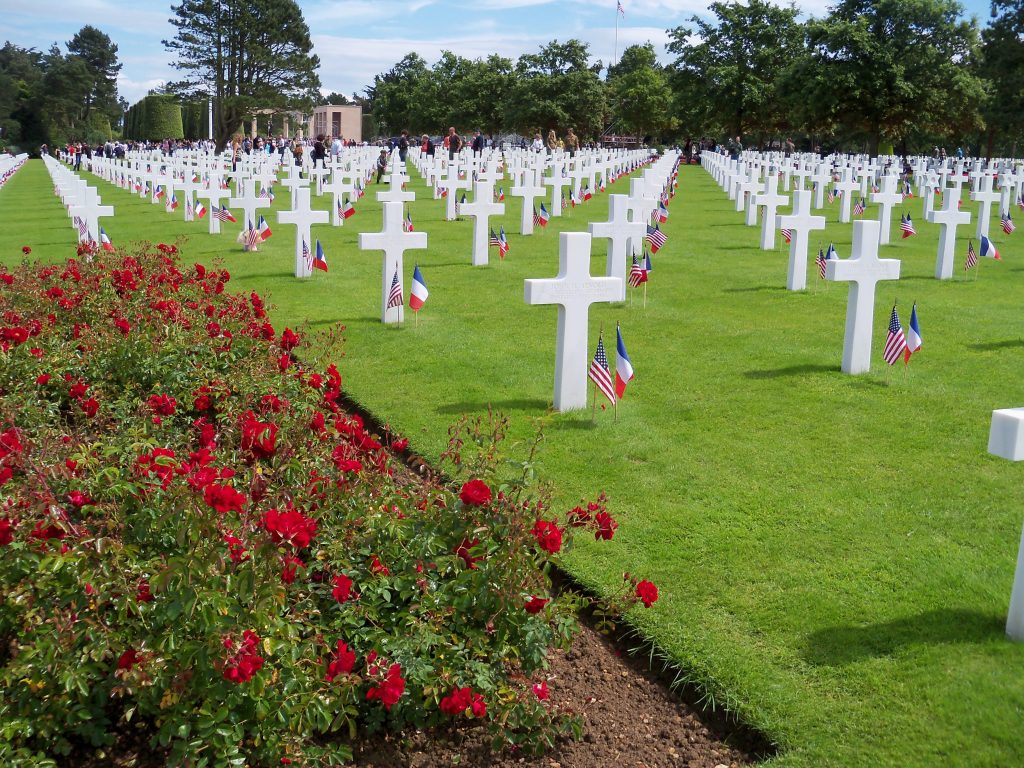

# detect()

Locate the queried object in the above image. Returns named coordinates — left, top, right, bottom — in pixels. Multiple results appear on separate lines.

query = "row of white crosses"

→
left=42, top=156, right=114, bottom=244
left=523, top=152, right=682, bottom=410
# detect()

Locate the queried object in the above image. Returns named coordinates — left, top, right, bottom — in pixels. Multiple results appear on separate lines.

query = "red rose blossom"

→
left=331, top=574, right=353, bottom=602
left=524, top=595, right=549, bottom=614
left=203, top=483, right=246, bottom=514
left=240, top=411, right=277, bottom=459
left=0, top=517, right=14, bottom=546
left=366, top=662, right=405, bottom=710
left=635, top=579, right=659, bottom=608
left=531, top=519, right=563, bottom=554
left=22, top=246, right=31, bottom=254
left=223, top=630, right=264, bottom=683
left=147, top=393, right=177, bottom=415
left=594, top=511, right=618, bottom=541
left=262, top=507, right=317, bottom=549
left=459, top=479, right=492, bottom=506
left=325, top=640, right=356, bottom=682
left=532, top=681, right=550, bottom=700
left=117, top=649, right=140, bottom=671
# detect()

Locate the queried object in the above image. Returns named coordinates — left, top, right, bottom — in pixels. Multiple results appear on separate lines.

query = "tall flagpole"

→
left=614, top=3, right=620, bottom=67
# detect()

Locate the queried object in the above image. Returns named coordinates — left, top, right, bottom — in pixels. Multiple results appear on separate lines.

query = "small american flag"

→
left=489, top=228, right=501, bottom=249
left=853, top=198, right=866, bottom=216
left=302, top=238, right=311, bottom=265
left=588, top=332, right=616, bottom=404
left=628, top=254, right=647, bottom=287
left=387, top=267, right=403, bottom=309
left=74, top=216, right=88, bottom=237
left=244, top=225, right=261, bottom=251
left=816, top=247, right=827, bottom=279
left=781, top=227, right=792, bottom=244
left=617, top=0, right=625, bottom=16
left=900, top=214, right=916, bottom=238
left=1017, top=195, right=1024, bottom=211
left=645, top=223, right=667, bottom=253
left=1002, top=211, right=1015, bottom=234
left=214, top=206, right=237, bottom=223
left=827, top=187, right=836, bottom=204
left=965, top=239, right=978, bottom=270
left=882, top=305, right=907, bottom=366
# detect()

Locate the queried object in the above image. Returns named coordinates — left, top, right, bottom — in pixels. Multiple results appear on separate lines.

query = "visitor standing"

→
left=446, top=127, right=462, bottom=160
left=398, top=130, right=410, bottom=162
left=565, top=128, right=580, bottom=157
left=546, top=129, right=557, bottom=155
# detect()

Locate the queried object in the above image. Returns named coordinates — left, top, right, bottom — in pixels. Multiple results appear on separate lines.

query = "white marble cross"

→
left=309, top=160, right=332, bottom=197
left=834, top=170, right=860, bottom=223
left=810, top=164, right=832, bottom=209
left=986, top=407, right=1024, bottom=640
left=825, top=219, right=901, bottom=374
left=228, top=178, right=270, bottom=234
left=439, top=173, right=472, bottom=221
left=197, top=181, right=231, bottom=235
left=970, top=173, right=1001, bottom=240
left=590, top=194, right=647, bottom=301
left=176, top=176, right=204, bottom=222
left=870, top=174, right=904, bottom=245
left=279, top=163, right=309, bottom=211
left=358, top=201, right=428, bottom=324
left=545, top=158, right=570, bottom=217
left=926, top=186, right=972, bottom=279
left=510, top=168, right=546, bottom=236
left=277, top=187, right=329, bottom=278
left=323, top=172, right=356, bottom=226
left=524, top=232, right=622, bottom=411
left=753, top=173, right=789, bottom=250
left=68, top=187, right=113, bottom=243
left=459, top=181, right=505, bottom=266
left=776, top=189, right=827, bottom=291
left=377, top=160, right=415, bottom=204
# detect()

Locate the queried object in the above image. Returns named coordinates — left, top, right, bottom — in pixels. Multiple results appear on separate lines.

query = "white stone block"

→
left=988, top=408, right=1024, bottom=461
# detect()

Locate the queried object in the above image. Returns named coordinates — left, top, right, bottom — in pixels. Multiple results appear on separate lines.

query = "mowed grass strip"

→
left=2, top=158, right=1024, bottom=767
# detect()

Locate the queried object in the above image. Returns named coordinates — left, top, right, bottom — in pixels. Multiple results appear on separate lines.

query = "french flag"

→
left=410, top=264, right=428, bottom=311
left=341, top=200, right=356, bottom=219
left=258, top=215, right=272, bottom=240
left=903, top=303, right=922, bottom=363
left=979, top=235, right=1001, bottom=260
left=99, top=227, right=114, bottom=252
left=313, top=240, right=328, bottom=272
left=195, top=201, right=207, bottom=219
left=615, top=324, right=634, bottom=398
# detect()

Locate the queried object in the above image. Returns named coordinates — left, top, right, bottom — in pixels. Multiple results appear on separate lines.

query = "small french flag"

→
left=614, top=323, right=634, bottom=398
left=313, top=239, right=328, bottom=272
left=409, top=264, right=428, bottom=311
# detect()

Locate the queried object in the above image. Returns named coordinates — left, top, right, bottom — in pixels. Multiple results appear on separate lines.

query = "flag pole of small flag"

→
left=312, top=239, right=327, bottom=272
left=882, top=304, right=907, bottom=366
left=903, top=303, right=922, bottom=364
left=588, top=330, right=616, bottom=418
left=410, top=264, right=428, bottom=328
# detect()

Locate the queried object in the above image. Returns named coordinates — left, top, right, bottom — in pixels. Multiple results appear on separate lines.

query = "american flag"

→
left=455, top=192, right=466, bottom=217
left=561, top=193, right=568, bottom=210
left=302, top=238, right=311, bottom=265
left=853, top=198, right=866, bottom=216
left=617, top=0, right=625, bottom=17
left=244, top=223, right=261, bottom=251
left=628, top=254, right=647, bottom=287
left=489, top=228, right=501, bottom=249
left=816, top=247, right=827, bottom=279
left=827, top=187, right=836, bottom=204
left=900, top=214, right=916, bottom=238
left=1017, top=195, right=1024, bottom=211
left=214, top=206, right=237, bottom=223
left=645, top=223, right=667, bottom=253
left=588, top=332, right=616, bottom=404
left=882, top=305, right=907, bottom=366
left=781, top=227, right=792, bottom=244
left=74, top=216, right=88, bottom=237
left=386, top=267, right=403, bottom=309
left=965, top=239, right=978, bottom=270
left=1002, top=211, right=1015, bottom=234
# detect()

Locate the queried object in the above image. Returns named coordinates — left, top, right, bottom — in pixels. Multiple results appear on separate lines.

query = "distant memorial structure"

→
left=309, top=105, right=363, bottom=142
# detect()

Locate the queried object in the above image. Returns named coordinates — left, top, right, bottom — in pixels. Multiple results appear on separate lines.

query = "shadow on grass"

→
left=722, top=286, right=787, bottom=294
left=548, top=418, right=600, bottom=431
left=969, top=339, right=1024, bottom=352
left=803, top=608, right=1004, bottom=666
left=436, top=398, right=549, bottom=415
left=744, top=363, right=836, bottom=379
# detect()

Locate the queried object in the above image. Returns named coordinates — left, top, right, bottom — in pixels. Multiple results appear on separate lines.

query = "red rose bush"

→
left=0, top=246, right=658, bottom=766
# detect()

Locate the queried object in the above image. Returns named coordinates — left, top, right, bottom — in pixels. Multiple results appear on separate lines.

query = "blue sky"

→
left=5, top=0, right=994, bottom=107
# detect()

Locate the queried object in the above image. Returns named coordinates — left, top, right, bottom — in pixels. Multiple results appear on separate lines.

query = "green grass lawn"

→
left=2, top=157, right=1023, bottom=767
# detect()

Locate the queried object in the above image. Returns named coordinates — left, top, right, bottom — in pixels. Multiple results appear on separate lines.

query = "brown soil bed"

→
left=352, top=623, right=765, bottom=768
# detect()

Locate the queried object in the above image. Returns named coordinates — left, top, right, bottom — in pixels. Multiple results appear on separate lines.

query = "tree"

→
left=503, top=40, right=606, bottom=139
left=667, top=0, right=803, bottom=143
left=163, top=0, right=320, bottom=149
left=607, top=44, right=674, bottom=140
left=367, top=53, right=429, bottom=135
left=66, top=26, right=122, bottom=126
left=979, top=0, right=1024, bottom=156
left=319, top=91, right=351, bottom=105
left=801, top=0, right=985, bottom=155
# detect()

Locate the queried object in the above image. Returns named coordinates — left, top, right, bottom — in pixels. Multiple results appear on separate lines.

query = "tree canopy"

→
left=163, top=0, right=321, bottom=149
